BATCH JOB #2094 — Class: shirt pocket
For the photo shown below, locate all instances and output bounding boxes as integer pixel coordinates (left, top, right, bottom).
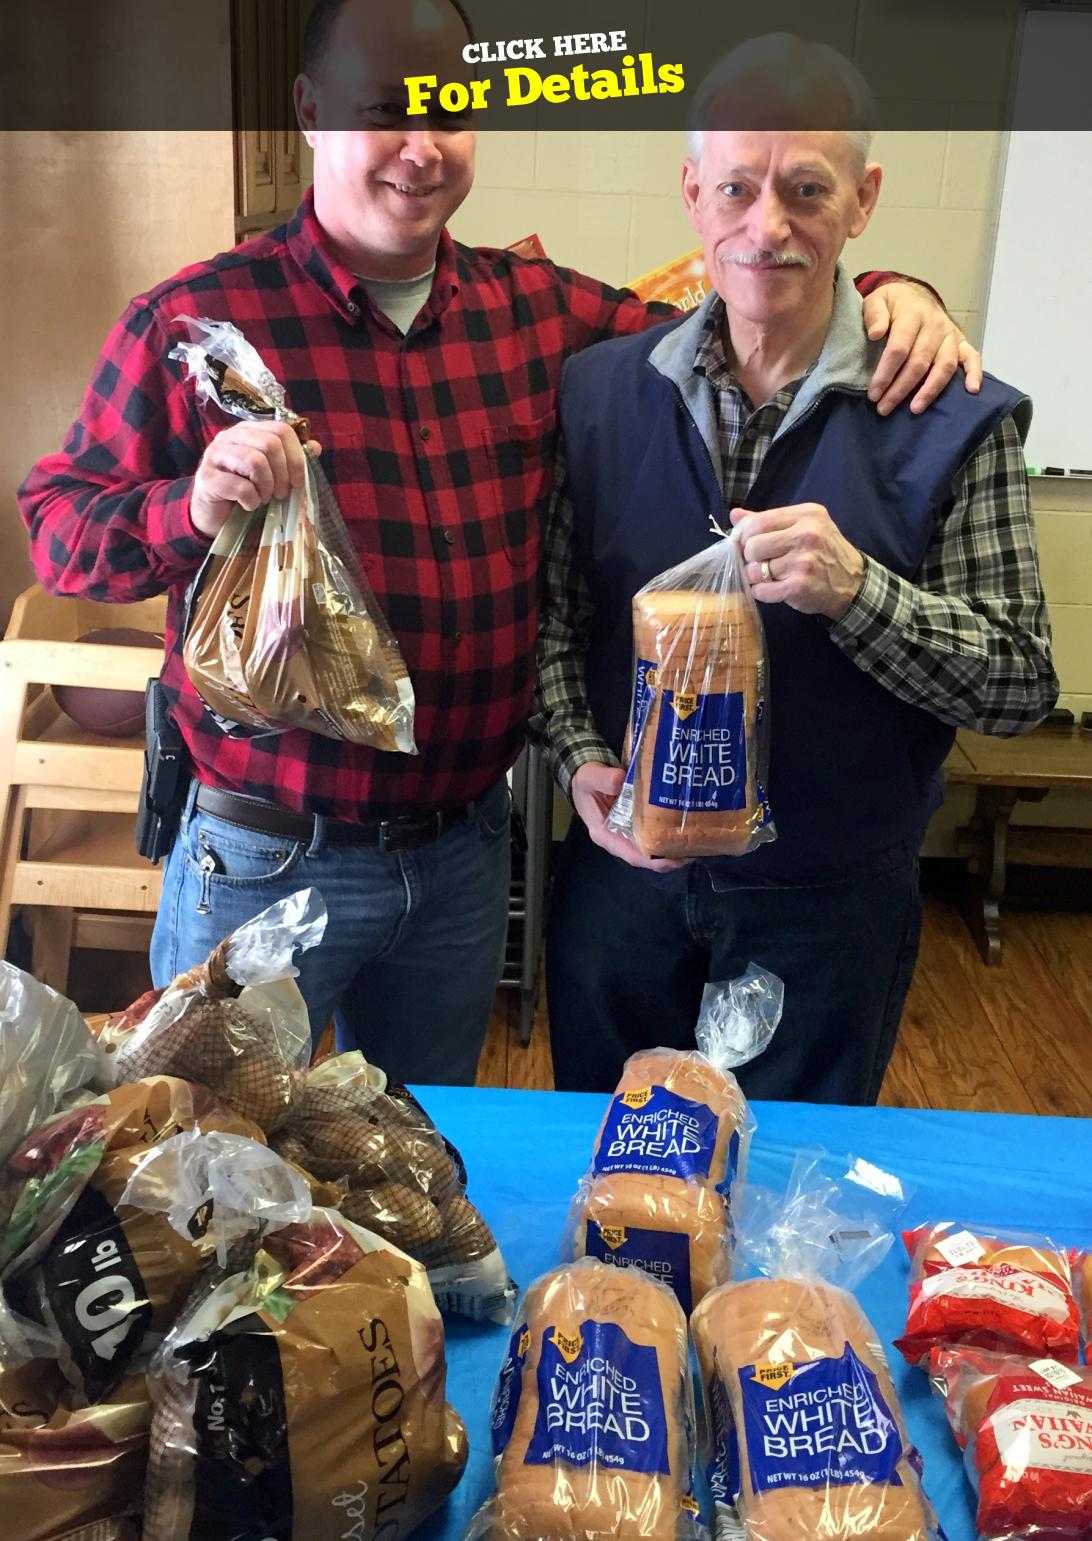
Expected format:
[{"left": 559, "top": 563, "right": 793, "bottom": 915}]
[
  {"left": 315, "top": 433, "right": 381, "bottom": 579},
  {"left": 481, "top": 410, "right": 557, "bottom": 570}
]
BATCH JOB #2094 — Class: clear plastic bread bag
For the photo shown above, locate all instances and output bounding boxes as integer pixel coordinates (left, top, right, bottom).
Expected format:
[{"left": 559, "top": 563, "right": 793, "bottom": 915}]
[
  {"left": 142, "top": 1202, "right": 467, "bottom": 1541},
  {"left": 566, "top": 965, "right": 783, "bottom": 1316},
  {"left": 269, "top": 1050, "right": 517, "bottom": 1325},
  {"left": 896, "top": 1220, "right": 1081, "bottom": 1368},
  {"left": 607, "top": 524, "right": 774, "bottom": 859},
  {"left": 930, "top": 1346, "right": 1092, "bottom": 1540},
  {"left": 690, "top": 1149, "right": 944, "bottom": 1541},
  {"left": 106, "top": 888, "right": 327, "bottom": 1136},
  {"left": 468, "top": 1255, "right": 707, "bottom": 1540},
  {"left": 171, "top": 315, "right": 416, "bottom": 752}
]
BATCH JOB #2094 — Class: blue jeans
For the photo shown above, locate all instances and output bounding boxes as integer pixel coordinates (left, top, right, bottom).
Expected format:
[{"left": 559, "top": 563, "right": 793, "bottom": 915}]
[
  {"left": 546, "top": 820, "right": 922, "bottom": 1102},
  {"left": 150, "top": 780, "right": 512, "bottom": 1085}
]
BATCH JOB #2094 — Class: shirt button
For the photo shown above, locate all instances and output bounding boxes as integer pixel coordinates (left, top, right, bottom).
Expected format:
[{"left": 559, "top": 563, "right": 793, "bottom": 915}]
[
  {"left": 443, "top": 529, "right": 455, "bottom": 545},
  {"left": 347, "top": 301, "right": 359, "bottom": 316},
  {"left": 419, "top": 425, "right": 431, "bottom": 441},
  {"left": 454, "top": 631, "right": 464, "bottom": 644}
]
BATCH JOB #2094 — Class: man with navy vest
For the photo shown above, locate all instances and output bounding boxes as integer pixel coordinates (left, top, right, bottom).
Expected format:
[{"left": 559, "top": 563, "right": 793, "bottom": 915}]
[{"left": 535, "top": 126, "right": 1057, "bottom": 1103}]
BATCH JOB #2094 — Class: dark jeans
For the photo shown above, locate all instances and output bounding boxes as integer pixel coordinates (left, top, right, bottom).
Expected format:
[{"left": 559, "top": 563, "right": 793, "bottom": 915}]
[{"left": 545, "top": 821, "right": 922, "bottom": 1103}]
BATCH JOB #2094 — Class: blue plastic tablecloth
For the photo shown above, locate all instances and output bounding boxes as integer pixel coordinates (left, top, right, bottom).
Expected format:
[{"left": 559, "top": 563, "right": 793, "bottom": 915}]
[{"left": 407, "top": 1089, "right": 1092, "bottom": 1540}]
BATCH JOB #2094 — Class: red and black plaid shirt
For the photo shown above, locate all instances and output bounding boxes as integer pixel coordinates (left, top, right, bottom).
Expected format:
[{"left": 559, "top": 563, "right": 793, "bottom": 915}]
[{"left": 19, "top": 190, "right": 899, "bottom": 820}]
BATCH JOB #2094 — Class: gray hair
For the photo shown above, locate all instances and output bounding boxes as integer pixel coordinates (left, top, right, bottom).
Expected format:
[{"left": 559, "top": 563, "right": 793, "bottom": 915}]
[{"left": 686, "top": 33, "right": 877, "bottom": 174}]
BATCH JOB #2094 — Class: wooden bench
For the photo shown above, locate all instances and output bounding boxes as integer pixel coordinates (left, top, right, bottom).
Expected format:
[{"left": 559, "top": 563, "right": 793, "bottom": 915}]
[{"left": 945, "top": 725, "right": 1092, "bottom": 964}]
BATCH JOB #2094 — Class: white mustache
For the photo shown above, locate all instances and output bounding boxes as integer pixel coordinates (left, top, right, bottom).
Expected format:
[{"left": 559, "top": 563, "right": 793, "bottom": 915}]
[{"left": 719, "top": 250, "right": 812, "bottom": 268}]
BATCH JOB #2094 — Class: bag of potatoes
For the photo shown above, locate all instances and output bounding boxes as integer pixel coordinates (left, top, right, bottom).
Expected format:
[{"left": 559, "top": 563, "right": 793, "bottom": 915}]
[
  {"left": 106, "top": 889, "right": 326, "bottom": 1136},
  {"left": 142, "top": 1206, "right": 467, "bottom": 1540},
  {"left": 608, "top": 525, "right": 774, "bottom": 859},
  {"left": 172, "top": 315, "right": 416, "bottom": 752},
  {"left": 271, "top": 1052, "right": 517, "bottom": 1324}
]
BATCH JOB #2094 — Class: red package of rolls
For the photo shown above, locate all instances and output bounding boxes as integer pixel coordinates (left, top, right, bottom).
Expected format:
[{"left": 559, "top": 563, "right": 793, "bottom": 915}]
[
  {"left": 931, "top": 1346, "right": 1092, "bottom": 1538},
  {"left": 896, "top": 1223, "right": 1080, "bottom": 1367}
]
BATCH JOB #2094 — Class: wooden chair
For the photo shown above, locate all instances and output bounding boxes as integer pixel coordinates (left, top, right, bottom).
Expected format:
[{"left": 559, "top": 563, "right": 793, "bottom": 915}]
[{"left": 0, "top": 585, "right": 167, "bottom": 995}]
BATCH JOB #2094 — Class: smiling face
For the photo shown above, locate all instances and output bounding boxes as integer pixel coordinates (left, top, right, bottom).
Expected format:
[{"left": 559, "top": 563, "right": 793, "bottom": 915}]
[
  {"left": 682, "top": 131, "right": 881, "bottom": 330},
  {"left": 295, "top": 0, "right": 477, "bottom": 279}
]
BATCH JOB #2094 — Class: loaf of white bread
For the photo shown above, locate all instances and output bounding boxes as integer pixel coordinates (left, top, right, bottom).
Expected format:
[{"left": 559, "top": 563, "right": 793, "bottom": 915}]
[
  {"left": 570, "top": 1047, "right": 750, "bottom": 1314},
  {"left": 692, "top": 1276, "right": 940, "bottom": 1540},
  {"left": 487, "top": 1259, "right": 701, "bottom": 1539},
  {"left": 626, "top": 589, "right": 766, "bottom": 858}
]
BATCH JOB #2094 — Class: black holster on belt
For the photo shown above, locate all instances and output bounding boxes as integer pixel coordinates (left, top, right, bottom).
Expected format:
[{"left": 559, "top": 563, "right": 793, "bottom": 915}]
[{"left": 136, "top": 677, "right": 188, "bottom": 862}]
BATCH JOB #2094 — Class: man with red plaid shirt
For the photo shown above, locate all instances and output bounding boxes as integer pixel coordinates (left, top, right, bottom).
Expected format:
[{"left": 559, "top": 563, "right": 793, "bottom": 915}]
[{"left": 19, "top": 0, "right": 982, "bottom": 1084}]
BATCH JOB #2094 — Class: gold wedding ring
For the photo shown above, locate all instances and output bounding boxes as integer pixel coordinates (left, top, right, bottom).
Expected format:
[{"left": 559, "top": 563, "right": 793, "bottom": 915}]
[{"left": 760, "top": 559, "right": 772, "bottom": 583}]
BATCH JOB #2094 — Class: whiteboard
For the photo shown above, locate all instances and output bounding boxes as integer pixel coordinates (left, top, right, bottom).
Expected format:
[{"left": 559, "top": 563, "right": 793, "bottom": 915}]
[{"left": 981, "top": 12, "right": 1092, "bottom": 471}]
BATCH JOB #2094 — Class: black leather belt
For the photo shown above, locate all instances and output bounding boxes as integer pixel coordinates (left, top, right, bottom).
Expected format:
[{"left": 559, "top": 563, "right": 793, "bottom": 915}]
[{"left": 194, "top": 785, "right": 470, "bottom": 853}]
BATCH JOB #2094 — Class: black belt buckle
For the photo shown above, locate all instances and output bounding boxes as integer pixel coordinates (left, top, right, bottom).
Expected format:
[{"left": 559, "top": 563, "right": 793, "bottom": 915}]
[{"left": 376, "top": 819, "right": 394, "bottom": 854}]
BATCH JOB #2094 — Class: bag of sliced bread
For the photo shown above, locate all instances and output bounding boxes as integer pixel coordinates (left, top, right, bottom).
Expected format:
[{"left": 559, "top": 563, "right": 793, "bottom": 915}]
[
  {"left": 607, "top": 526, "right": 774, "bottom": 859},
  {"left": 691, "top": 1149, "right": 940, "bottom": 1541},
  {"left": 897, "top": 1221, "right": 1081, "bottom": 1367},
  {"left": 469, "top": 1256, "right": 705, "bottom": 1539},
  {"left": 930, "top": 1345, "right": 1092, "bottom": 1539},
  {"left": 567, "top": 966, "right": 782, "bottom": 1314}
]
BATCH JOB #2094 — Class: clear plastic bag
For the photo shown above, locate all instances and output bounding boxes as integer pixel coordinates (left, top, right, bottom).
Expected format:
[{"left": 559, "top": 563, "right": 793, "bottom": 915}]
[
  {"left": 0, "top": 963, "right": 112, "bottom": 1171},
  {"left": 607, "top": 529, "right": 774, "bottom": 858},
  {"left": 143, "top": 1206, "right": 467, "bottom": 1540},
  {"left": 931, "top": 1346, "right": 1092, "bottom": 1539},
  {"left": 0, "top": 1079, "right": 264, "bottom": 1400},
  {"left": 172, "top": 315, "right": 416, "bottom": 752},
  {"left": 270, "top": 1051, "right": 517, "bottom": 1324},
  {"left": 121, "top": 1128, "right": 312, "bottom": 1266},
  {"left": 567, "top": 966, "right": 783, "bottom": 1315},
  {"left": 896, "top": 1221, "right": 1080, "bottom": 1368},
  {"left": 691, "top": 1149, "right": 940, "bottom": 1541},
  {"left": 468, "top": 1256, "right": 706, "bottom": 1539},
  {"left": 108, "top": 890, "right": 325, "bottom": 1136},
  {"left": 0, "top": 1359, "right": 149, "bottom": 1541}
]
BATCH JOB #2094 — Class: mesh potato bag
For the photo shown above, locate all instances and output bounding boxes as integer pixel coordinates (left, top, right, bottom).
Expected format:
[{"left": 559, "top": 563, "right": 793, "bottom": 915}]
[
  {"left": 0, "top": 1079, "right": 264, "bottom": 1401},
  {"left": 109, "top": 890, "right": 326, "bottom": 1136},
  {"left": 692, "top": 1149, "right": 940, "bottom": 1541},
  {"left": 608, "top": 530, "right": 774, "bottom": 859},
  {"left": 931, "top": 1346, "right": 1092, "bottom": 1539},
  {"left": 142, "top": 1207, "right": 468, "bottom": 1540},
  {"left": 271, "top": 1052, "right": 516, "bottom": 1324},
  {"left": 0, "top": 1360, "right": 149, "bottom": 1541},
  {"left": 567, "top": 966, "right": 782, "bottom": 1315},
  {"left": 468, "top": 1256, "right": 705, "bottom": 1540},
  {"left": 896, "top": 1222, "right": 1081, "bottom": 1367},
  {"left": 173, "top": 315, "right": 416, "bottom": 751}
]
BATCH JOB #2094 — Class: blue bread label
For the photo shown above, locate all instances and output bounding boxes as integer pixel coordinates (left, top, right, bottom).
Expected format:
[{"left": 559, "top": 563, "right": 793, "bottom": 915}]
[
  {"left": 584, "top": 1221, "right": 694, "bottom": 1316},
  {"left": 490, "top": 1322, "right": 530, "bottom": 1457},
  {"left": 526, "top": 1319, "right": 670, "bottom": 1475},
  {"left": 715, "top": 1130, "right": 742, "bottom": 1205},
  {"left": 739, "top": 1344, "right": 903, "bottom": 1495},
  {"left": 622, "top": 658, "right": 659, "bottom": 789},
  {"left": 707, "top": 1373, "right": 741, "bottom": 1504},
  {"left": 649, "top": 685, "right": 747, "bottom": 814},
  {"left": 592, "top": 1085, "right": 719, "bottom": 1181}
]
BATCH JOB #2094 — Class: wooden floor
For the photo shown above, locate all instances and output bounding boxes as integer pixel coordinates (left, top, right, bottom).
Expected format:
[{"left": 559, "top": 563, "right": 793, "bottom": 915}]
[{"left": 476, "top": 900, "right": 1092, "bottom": 1116}]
